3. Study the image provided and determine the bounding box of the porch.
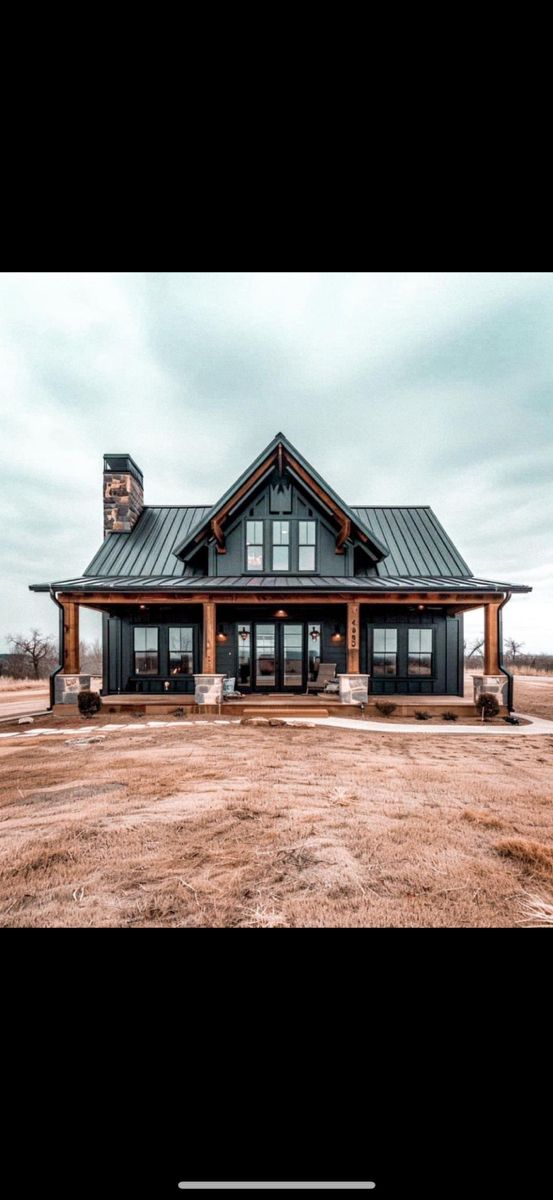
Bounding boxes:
[51,587,511,714]
[98,691,477,719]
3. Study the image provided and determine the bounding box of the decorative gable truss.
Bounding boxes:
[174,433,389,565]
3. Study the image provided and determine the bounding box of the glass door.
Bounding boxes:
[282,624,304,690]
[254,624,276,689]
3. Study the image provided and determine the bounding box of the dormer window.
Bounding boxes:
[272,521,290,570]
[246,521,264,571]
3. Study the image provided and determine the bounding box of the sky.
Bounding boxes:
[0,271,551,654]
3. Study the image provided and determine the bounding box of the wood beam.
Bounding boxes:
[484,600,501,674]
[347,600,360,673]
[58,591,507,609]
[194,451,278,548]
[284,451,366,551]
[202,600,216,673]
[61,599,80,673]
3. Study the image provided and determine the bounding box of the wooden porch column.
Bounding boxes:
[484,600,501,674]
[346,600,360,673]
[62,600,80,674]
[202,600,216,673]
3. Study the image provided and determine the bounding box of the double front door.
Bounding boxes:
[251,622,305,692]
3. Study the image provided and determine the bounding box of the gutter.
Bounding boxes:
[497,591,513,712]
[49,587,65,711]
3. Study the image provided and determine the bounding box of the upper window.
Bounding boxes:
[134,627,158,675]
[298,520,316,571]
[408,628,433,676]
[272,521,290,570]
[169,627,194,675]
[246,520,264,571]
[372,628,397,676]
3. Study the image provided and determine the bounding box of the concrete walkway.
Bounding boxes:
[1,712,553,740]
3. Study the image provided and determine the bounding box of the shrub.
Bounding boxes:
[375,700,397,717]
[442,711,458,721]
[476,693,500,721]
[78,689,101,718]
[415,710,431,720]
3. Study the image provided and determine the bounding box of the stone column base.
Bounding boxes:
[194,673,225,707]
[54,674,94,705]
[337,674,370,705]
[473,674,509,709]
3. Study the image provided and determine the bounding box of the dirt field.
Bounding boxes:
[1,696,553,926]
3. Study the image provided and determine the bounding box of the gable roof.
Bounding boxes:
[173,432,390,561]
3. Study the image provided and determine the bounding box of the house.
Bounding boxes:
[29,433,531,713]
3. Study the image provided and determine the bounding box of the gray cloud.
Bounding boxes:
[0,272,550,652]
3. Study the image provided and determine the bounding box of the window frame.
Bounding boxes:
[133,626,159,676]
[371,627,398,677]
[245,519,264,572]
[168,626,195,676]
[298,519,317,573]
[407,626,434,677]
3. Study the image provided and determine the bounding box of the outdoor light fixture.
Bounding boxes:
[239,627,249,641]
[139,604,147,610]
[274,609,288,618]
[331,624,343,642]
[309,626,320,640]
[417,604,425,610]
[216,624,228,642]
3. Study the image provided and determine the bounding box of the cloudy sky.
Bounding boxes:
[0,272,551,653]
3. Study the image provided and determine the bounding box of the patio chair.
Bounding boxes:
[305,662,337,694]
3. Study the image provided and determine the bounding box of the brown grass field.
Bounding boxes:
[0,674,552,927]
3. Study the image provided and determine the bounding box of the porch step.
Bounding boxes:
[229,705,329,719]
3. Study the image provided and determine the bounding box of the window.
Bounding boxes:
[372,628,397,676]
[298,520,316,571]
[237,623,251,686]
[308,623,321,681]
[134,627,158,675]
[408,628,433,675]
[169,627,194,675]
[272,521,290,571]
[246,520,264,571]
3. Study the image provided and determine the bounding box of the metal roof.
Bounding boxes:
[29,575,531,594]
[75,502,473,581]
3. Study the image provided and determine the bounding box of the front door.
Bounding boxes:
[253,622,304,692]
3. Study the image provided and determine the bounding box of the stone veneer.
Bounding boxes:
[473,674,509,709]
[103,471,143,535]
[194,674,225,706]
[54,674,103,704]
[337,674,370,705]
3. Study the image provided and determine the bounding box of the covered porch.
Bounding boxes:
[50,585,514,714]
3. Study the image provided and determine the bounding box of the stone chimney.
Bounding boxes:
[103,454,144,537]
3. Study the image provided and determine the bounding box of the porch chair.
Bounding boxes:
[305,662,337,694]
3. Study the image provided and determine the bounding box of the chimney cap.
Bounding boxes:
[103,454,143,485]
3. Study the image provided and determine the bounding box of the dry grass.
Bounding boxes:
[1,718,553,927]
[465,672,553,722]
[0,678,48,692]
[518,891,553,925]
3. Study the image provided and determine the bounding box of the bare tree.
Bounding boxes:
[504,637,524,666]
[7,629,56,680]
[80,639,102,675]
[464,636,484,663]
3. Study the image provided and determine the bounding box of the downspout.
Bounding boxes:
[49,587,65,711]
[497,591,513,712]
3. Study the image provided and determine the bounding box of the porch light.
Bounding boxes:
[274,609,288,618]
[417,604,425,610]
[216,624,228,642]
[139,604,147,610]
[309,626,320,640]
[239,627,249,641]
[331,624,343,642]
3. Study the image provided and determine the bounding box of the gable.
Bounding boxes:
[173,432,390,563]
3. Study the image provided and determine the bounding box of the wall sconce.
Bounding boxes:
[139,604,147,611]
[331,624,343,642]
[274,609,288,618]
[216,624,228,642]
[239,627,249,641]
[417,604,425,611]
[309,626,320,640]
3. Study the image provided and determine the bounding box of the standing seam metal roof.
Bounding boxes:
[82,504,472,580]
